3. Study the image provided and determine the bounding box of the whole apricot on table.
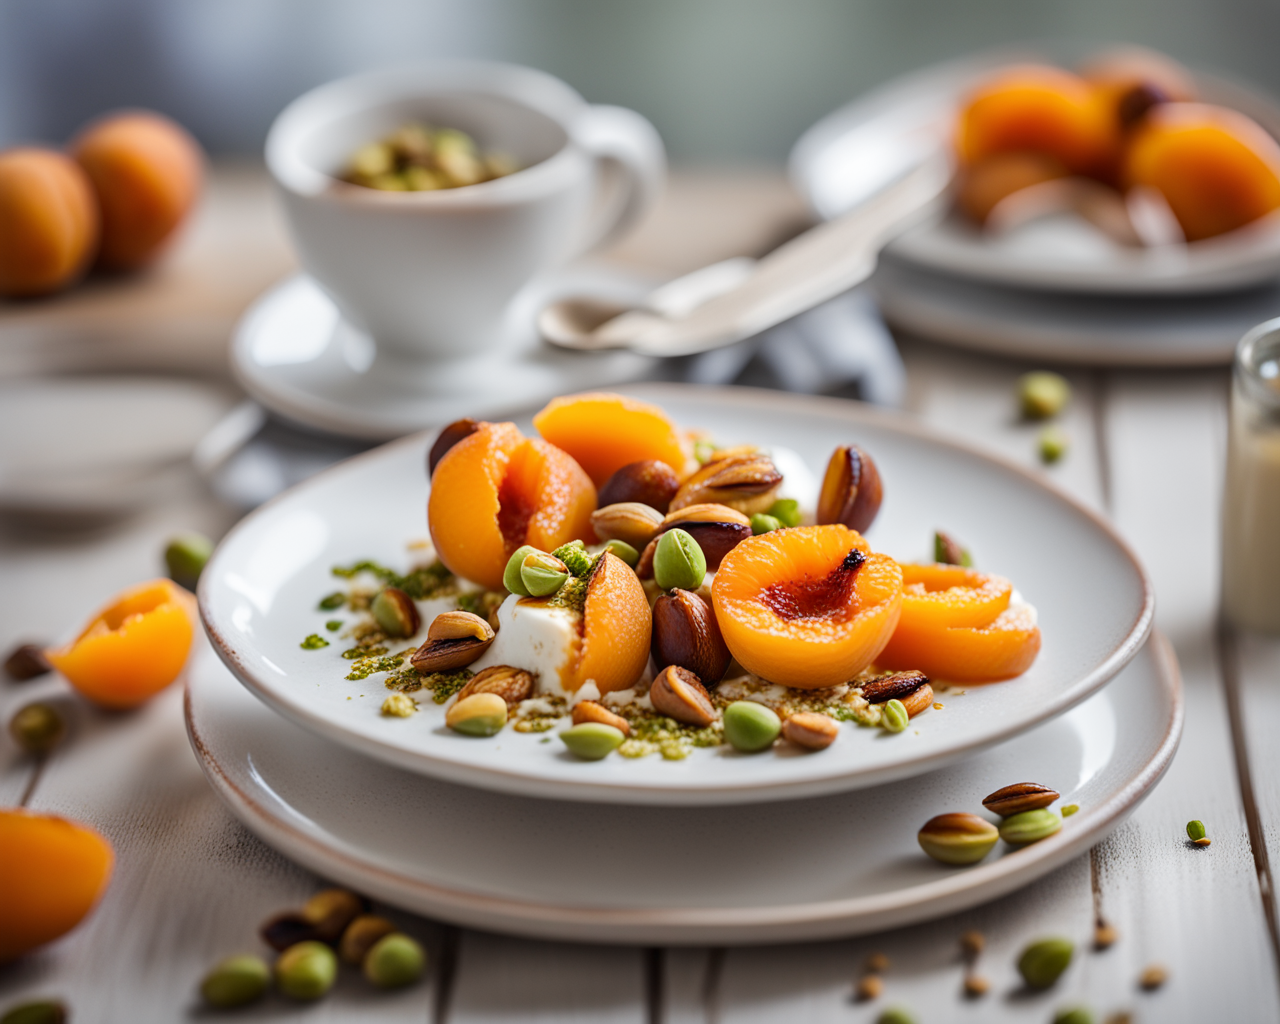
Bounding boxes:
[0,148,98,298]
[70,110,203,271]
[45,578,196,709]
[0,808,114,963]
[1123,102,1280,241]
[956,65,1114,178]
[533,393,691,487]
[712,525,903,689]
[428,422,597,591]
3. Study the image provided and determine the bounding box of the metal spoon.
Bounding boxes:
[539,154,952,358]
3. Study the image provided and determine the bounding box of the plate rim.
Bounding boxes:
[199,383,1156,806]
[185,629,1182,944]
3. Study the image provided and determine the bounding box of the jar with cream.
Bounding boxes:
[1223,317,1280,632]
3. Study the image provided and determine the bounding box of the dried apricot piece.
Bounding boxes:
[532,392,690,487]
[569,551,652,694]
[711,525,903,689]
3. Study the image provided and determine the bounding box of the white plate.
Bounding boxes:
[790,51,1280,296]
[231,271,660,441]
[186,629,1182,945]
[200,384,1154,806]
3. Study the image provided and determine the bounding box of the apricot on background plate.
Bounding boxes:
[71,110,203,271]
[712,524,903,690]
[1123,102,1280,241]
[428,422,597,591]
[533,392,691,487]
[0,808,114,963]
[0,148,98,298]
[955,65,1114,178]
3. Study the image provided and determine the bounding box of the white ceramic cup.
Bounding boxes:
[266,62,665,360]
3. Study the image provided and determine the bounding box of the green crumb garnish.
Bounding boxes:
[346,650,410,681]
[301,634,330,650]
[331,558,456,599]
[342,645,388,660]
[552,541,593,577]
[325,619,343,632]
[318,591,346,610]
[549,576,589,613]
[456,590,504,621]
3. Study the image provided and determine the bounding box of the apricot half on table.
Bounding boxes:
[876,563,1041,682]
[46,577,196,709]
[711,525,903,690]
[568,550,652,694]
[532,393,690,487]
[429,421,597,591]
[71,110,203,271]
[1123,103,1280,241]
[956,65,1114,178]
[0,148,99,298]
[0,808,114,963]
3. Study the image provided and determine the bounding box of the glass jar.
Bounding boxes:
[1222,317,1280,632]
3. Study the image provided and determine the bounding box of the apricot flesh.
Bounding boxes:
[0,808,114,962]
[71,111,202,271]
[956,65,1114,177]
[570,551,652,694]
[712,525,903,689]
[428,421,597,591]
[1123,103,1280,241]
[0,148,98,297]
[533,393,690,487]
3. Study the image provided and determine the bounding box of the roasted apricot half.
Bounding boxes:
[1123,102,1280,241]
[532,392,690,487]
[711,525,903,689]
[876,563,1040,682]
[570,550,652,694]
[428,422,596,591]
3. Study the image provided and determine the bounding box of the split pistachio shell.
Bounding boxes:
[1017,937,1074,989]
[982,782,1059,817]
[590,502,664,548]
[427,610,494,643]
[503,544,541,595]
[560,723,626,760]
[446,692,508,736]
[999,808,1062,845]
[200,954,270,1008]
[275,941,337,1000]
[648,665,717,727]
[723,701,781,753]
[917,813,1000,865]
[371,587,421,638]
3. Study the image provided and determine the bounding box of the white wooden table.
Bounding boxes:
[3,168,1279,1022]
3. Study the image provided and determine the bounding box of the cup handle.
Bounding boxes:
[571,104,667,253]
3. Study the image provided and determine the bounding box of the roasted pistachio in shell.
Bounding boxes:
[572,699,631,734]
[455,665,534,706]
[446,692,508,736]
[4,642,52,681]
[503,544,541,596]
[598,459,680,511]
[652,588,731,685]
[260,912,324,952]
[521,551,570,597]
[410,611,495,673]
[669,451,783,515]
[817,444,883,533]
[781,711,839,750]
[649,665,717,728]
[428,417,481,475]
[590,502,664,549]
[303,887,366,942]
[861,671,933,716]
[339,914,396,965]
[917,813,1000,865]
[982,782,1060,818]
[371,586,421,638]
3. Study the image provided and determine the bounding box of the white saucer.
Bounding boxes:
[231,271,661,441]
[186,629,1181,945]
[199,384,1153,806]
[790,50,1280,296]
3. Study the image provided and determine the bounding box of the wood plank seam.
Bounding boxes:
[1217,615,1280,996]
[701,948,724,1024]
[645,947,664,1024]
[433,925,461,1024]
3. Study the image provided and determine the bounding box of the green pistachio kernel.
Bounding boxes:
[503,545,541,596]
[371,587,420,638]
[552,540,593,577]
[768,498,801,528]
[750,513,782,535]
[693,440,719,464]
[1187,819,1206,842]
[0,1001,68,1024]
[318,591,346,611]
[654,528,706,591]
[9,701,65,756]
[560,723,625,760]
[1017,937,1074,990]
[1061,803,1080,817]
[275,940,337,1000]
[445,693,507,736]
[301,633,330,650]
[882,698,909,733]
[1039,426,1069,464]
[999,808,1063,845]
[363,932,427,989]
[876,1008,917,1024]
[603,539,640,567]
[521,552,570,597]
[723,701,781,753]
[1019,371,1072,420]
[164,531,214,588]
[1053,1007,1094,1024]
[200,953,270,1008]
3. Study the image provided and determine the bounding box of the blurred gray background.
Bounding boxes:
[2,0,1278,164]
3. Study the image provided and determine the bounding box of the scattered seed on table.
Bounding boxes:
[1139,964,1168,990]
[1094,923,1118,949]
[856,975,883,1001]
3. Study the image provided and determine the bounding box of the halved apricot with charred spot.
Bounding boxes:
[876,563,1040,681]
[428,422,596,590]
[569,551,652,694]
[711,525,903,690]
[532,392,690,487]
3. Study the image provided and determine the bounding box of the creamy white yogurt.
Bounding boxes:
[469,593,582,698]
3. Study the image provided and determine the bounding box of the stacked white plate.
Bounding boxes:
[192,384,1177,944]
[790,52,1280,366]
